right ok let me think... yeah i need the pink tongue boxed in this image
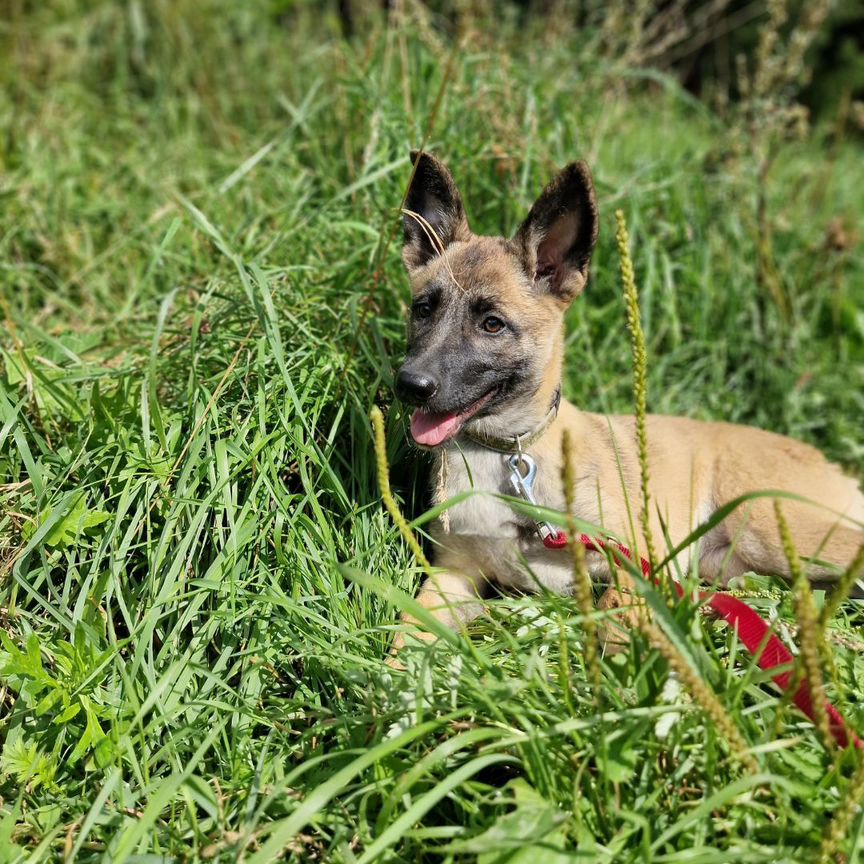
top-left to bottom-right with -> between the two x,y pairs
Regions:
410,409 -> 464,447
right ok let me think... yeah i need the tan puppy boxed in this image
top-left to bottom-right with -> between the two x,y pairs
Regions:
391,151 -> 864,650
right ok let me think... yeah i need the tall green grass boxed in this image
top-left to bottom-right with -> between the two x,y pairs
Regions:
1,2 -> 863,861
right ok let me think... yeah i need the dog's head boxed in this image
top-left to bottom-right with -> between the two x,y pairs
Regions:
396,151 -> 599,447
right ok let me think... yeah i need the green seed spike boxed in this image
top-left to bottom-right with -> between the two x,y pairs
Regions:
615,210 -> 658,574
818,748 -> 864,863
639,619 -> 758,774
370,405 -> 432,574
774,501 -> 833,750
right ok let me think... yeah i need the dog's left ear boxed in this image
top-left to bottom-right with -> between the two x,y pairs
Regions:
514,161 -> 599,301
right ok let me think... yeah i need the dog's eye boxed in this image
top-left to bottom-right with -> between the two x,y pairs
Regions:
482,316 -> 506,334
413,301 -> 433,319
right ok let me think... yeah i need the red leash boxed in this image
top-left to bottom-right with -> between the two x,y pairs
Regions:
543,529 -> 863,749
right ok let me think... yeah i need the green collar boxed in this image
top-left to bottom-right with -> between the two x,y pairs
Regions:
463,389 -> 560,454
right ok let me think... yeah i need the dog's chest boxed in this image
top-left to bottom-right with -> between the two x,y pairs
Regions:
434,444 -> 521,535
433,443 -> 576,592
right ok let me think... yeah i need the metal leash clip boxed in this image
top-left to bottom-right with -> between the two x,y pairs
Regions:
507,453 -> 566,547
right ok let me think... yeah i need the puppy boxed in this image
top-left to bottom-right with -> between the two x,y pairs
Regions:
391,151 -> 864,651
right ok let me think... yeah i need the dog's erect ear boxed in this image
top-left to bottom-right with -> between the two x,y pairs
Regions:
514,161 -> 599,301
402,151 -> 470,271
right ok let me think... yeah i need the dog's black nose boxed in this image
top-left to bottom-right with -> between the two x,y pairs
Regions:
395,369 -> 438,405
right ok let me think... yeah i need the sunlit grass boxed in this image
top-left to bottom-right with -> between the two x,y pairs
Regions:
1,1 -> 863,861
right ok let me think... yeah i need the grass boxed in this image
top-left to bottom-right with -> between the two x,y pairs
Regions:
1,1 -> 864,861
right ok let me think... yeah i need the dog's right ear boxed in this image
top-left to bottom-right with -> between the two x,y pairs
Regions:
402,151 -> 470,271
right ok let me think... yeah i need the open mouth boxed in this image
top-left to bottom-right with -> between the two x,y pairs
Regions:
409,389 -> 496,447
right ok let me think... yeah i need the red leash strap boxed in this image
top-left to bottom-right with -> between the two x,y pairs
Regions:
558,531 -> 862,750
542,530 -> 569,550
705,593 -> 859,748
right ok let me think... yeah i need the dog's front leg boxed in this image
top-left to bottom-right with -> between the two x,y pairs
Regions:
389,570 -> 486,663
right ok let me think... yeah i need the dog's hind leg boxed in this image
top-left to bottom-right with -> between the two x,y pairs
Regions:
719,496 -> 864,587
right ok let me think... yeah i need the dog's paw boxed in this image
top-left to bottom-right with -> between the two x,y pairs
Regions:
597,578 -> 646,655
385,651 -> 406,671
386,626 -> 436,670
